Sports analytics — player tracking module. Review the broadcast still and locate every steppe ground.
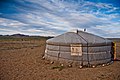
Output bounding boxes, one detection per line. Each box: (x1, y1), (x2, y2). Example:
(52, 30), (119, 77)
(0, 39), (120, 80)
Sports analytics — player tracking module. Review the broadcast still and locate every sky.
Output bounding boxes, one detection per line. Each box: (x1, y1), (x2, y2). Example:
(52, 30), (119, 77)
(0, 0), (120, 37)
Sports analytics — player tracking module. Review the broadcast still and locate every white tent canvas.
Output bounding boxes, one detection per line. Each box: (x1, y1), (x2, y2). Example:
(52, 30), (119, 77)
(44, 30), (113, 66)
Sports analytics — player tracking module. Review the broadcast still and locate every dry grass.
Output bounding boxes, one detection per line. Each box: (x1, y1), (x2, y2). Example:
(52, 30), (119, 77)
(0, 40), (120, 80)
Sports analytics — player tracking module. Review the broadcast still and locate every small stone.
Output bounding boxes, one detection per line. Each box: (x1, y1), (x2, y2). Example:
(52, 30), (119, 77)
(107, 63), (109, 65)
(68, 64), (72, 67)
(79, 65), (82, 69)
(92, 65), (95, 68)
(102, 64), (105, 67)
(61, 64), (64, 67)
(42, 56), (45, 60)
(110, 61), (114, 64)
(50, 61), (54, 64)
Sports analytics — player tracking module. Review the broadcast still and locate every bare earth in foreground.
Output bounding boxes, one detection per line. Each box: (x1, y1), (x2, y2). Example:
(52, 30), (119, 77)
(0, 40), (120, 80)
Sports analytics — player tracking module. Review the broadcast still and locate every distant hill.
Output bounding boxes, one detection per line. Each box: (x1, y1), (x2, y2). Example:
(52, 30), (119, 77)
(11, 34), (29, 37)
(0, 34), (54, 41)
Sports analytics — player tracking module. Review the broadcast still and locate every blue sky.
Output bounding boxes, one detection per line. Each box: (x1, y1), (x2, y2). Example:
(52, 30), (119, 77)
(0, 0), (120, 37)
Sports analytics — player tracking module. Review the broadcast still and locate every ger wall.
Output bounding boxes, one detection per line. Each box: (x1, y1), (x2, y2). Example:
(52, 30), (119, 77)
(44, 44), (112, 65)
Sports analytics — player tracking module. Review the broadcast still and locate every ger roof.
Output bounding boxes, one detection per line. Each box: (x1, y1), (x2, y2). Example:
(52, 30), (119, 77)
(46, 30), (111, 44)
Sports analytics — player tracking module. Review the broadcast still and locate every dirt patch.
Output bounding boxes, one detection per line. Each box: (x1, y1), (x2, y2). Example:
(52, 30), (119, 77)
(0, 40), (120, 80)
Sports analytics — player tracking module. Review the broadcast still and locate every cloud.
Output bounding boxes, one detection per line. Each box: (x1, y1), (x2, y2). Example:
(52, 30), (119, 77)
(96, 22), (120, 34)
(0, 18), (28, 28)
(0, 0), (120, 37)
